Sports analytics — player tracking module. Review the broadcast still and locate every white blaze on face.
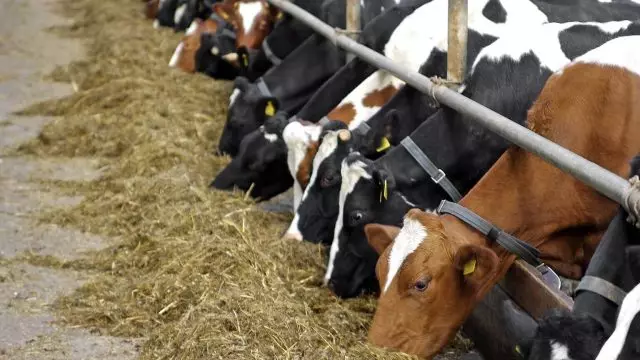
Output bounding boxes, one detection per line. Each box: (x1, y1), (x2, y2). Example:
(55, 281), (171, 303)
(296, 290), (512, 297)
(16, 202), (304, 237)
(550, 342), (571, 360)
(229, 88), (241, 107)
(169, 42), (184, 67)
(324, 159), (371, 285)
(282, 122), (322, 214)
(284, 130), (340, 241)
(595, 282), (640, 360)
(237, 2), (263, 34)
(153, 19), (160, 29)
(174, 3), (187, 25)
(186, 20), (199, 35)
(383, 216), (427, 293)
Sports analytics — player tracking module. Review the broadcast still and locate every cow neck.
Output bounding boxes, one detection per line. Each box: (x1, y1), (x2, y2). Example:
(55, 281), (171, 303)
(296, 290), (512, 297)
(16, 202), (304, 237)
(440, 145), (618, 290)
(261, 34), (343, 112)
(573, 210), (637, 335)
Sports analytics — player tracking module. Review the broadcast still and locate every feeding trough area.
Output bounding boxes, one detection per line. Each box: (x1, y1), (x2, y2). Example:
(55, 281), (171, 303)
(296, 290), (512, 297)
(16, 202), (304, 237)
(12, 0), (640, 359)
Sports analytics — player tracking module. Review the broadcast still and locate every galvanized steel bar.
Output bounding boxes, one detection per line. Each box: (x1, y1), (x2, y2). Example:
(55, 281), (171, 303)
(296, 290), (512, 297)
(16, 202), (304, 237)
(264, 0), (640, 218)
(346, 0), (361, 62)
(447, 0), (468, 84)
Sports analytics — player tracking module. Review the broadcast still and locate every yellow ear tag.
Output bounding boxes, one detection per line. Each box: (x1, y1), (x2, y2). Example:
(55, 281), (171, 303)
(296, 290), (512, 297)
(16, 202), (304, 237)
(379, 180), (388, 203)
(265, 101), (275, 117)
(376, 137), (391, 152)
(514, 345), (522, 356)
(220, 11), (228, 20)
(277, 11), (283, 20)
(243, 53), (249, 67)
(463, 258), (476, 276)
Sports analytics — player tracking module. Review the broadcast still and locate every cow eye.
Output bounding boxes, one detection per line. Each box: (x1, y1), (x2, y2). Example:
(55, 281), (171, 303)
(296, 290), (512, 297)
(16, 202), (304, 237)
(414, 279), (429, 292)
(350, 211), (364, 225)
(320, 173), (339, 188)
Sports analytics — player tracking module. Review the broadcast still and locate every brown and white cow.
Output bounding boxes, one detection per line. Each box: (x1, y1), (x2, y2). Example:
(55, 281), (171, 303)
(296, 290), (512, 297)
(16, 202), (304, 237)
(363, 36), (640, 359)
(169, 0), (279, 76)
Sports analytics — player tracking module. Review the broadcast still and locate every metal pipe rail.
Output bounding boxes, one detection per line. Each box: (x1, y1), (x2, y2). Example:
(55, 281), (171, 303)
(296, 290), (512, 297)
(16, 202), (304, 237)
(265, 0), (640, 220)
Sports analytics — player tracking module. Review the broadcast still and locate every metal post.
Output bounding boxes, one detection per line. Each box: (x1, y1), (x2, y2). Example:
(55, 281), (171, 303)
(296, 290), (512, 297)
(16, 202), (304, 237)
(346, 0), (361, 62)
(447, 0), (467, 85)
(264, 0), (640, 221)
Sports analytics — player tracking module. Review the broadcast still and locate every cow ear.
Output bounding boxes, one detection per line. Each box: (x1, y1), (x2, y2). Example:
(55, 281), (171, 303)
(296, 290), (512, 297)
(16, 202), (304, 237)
(371, 167), (396, 203)
(256, 97), (279, 119)
(626, 245), (640, 282)
(453, 244), (499, 299)
(213, 2), (232, 20)
(365, 223), (400, 255)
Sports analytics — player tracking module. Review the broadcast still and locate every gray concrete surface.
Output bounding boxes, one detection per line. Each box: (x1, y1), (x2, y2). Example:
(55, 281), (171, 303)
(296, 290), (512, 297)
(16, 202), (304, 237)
(0, 0), (140, 358)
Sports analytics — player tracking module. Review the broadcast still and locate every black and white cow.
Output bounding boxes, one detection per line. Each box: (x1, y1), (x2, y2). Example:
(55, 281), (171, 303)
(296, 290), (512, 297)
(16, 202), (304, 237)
(155, 0), (217, 31)
(238, 0), (394, 81)
(324, 20), (640, 299)
(283, 8), (506, 245)
(515, 154), (640, 360)
(215, 33), (345, 158)
(215, 0), (419, 157)
(283, 0), (640, 246)
(516, 213), (640, 359)
(211, 0), (424, 199)
(596, 273), (640, 360)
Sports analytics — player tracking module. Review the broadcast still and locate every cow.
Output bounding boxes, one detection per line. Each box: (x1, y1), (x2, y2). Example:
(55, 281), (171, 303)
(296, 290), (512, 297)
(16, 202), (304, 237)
(168, 0), (280, 78)
(214, 0), (420, 157)
(284, 0), (640, 203)
(154, 0), (217, 31)
(514, 193), (640, 360)
(211, 0), (425, 199)
(283, 0), (640, 247)
(234, 0), (326, 80)
(282, 0), (533, 245)
(214, 33), (345, 158)
(324, 20), (640, 299)
(595, 273), (640, 360)
(168, 15), (238, 79)
(363, 35), (640, 359)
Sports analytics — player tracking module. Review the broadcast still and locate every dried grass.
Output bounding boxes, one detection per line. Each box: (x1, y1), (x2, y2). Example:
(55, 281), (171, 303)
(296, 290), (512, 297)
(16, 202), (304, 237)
(14, 0), (473, 358)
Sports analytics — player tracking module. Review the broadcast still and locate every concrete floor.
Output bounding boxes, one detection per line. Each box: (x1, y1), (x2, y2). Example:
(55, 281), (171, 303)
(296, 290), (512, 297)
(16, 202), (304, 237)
(0, 0), (139, 358)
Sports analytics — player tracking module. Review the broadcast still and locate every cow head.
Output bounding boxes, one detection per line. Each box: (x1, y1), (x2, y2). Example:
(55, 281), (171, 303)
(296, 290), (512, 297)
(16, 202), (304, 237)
(211, 110), (292, 201)
(212, 0), (279, 50)
(282, 122), (355, 245)
(218, 76), (278, 156)
(169, 18), (218, 72)
(323, 153), (414, 298)
(514, 308), (607, 360)
(281, 120), (323, 212)
(193, 28), (241, 79)
(365, 209), (500, 359)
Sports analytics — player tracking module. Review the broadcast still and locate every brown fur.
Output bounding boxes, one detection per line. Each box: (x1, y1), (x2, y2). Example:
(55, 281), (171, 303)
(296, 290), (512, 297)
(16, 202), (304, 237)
(213, 0), (278, 50)
(367, 63), (640, 359)
(362, 84), (399, 108)
(175, 19), (220, 73)
(145, 0), (159, 19)
(327, 103), (357, 124)
(295, 140), (320, 189)
(294, 84), (399, 191)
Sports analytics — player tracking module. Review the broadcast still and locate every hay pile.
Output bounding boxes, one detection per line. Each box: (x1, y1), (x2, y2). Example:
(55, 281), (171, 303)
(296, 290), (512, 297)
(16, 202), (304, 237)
(15, 0), (473, 358)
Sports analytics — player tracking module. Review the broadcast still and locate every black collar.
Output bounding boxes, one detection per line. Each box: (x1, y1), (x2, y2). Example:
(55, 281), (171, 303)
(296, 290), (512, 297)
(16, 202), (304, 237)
(437, 200), (561, 289)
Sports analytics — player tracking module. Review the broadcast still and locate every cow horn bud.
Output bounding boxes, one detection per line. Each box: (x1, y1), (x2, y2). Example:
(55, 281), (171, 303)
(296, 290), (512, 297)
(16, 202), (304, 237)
(338, 129), (351, 142)
(222, 52), (238, 62)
